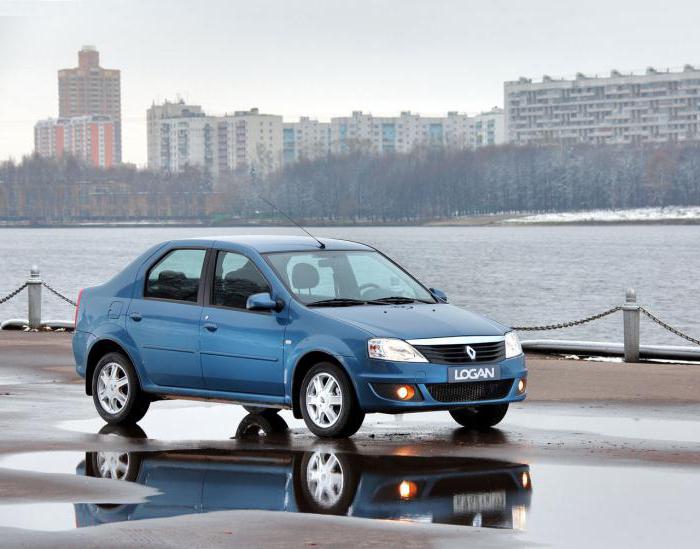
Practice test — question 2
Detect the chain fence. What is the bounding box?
[512,306,622,332]
[513,304,700,347]
[41,282,77,307]
[0,283,28,305]
[639,307,700,346]
[3,276,700,346]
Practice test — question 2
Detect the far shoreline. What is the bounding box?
[2,212,700,229]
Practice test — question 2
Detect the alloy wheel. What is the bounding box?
[97,362,129,415]
[305,372,343,428]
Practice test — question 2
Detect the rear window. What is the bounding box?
[144,249,206,303]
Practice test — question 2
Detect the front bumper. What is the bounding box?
[353,354,527,413]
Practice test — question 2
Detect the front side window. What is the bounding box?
[265,250,435,305]
[145,249,206,303]
[212,251,270,309]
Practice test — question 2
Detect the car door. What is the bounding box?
[200,250,286,396]
[127,247,208,389]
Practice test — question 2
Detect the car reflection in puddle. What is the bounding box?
[76,414,532,530]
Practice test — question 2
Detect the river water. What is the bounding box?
[1,225,698,345]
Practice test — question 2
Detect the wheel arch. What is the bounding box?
[85,339,141,396]
[291,351,356,419]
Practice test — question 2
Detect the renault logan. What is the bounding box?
[73,235,527,437]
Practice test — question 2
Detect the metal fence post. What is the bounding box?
[622,288,640,362]
[27,266,42,329]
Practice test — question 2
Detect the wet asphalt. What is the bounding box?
[0,332,698,548]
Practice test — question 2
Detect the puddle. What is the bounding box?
[0,451,84,475]
[0,503,77,531]
[0,446,532,532]
[2,406,700,548]
[1,445,699,548]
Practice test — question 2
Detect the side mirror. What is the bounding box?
[246,292,283,312]
[429,288,448,303]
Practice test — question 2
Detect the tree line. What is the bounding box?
[265,143,700,222]
[2,143,700,223]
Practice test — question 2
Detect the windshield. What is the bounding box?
[265,250,435,305]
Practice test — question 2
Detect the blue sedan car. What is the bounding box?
[73,235,527,437]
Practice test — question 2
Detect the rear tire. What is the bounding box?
[92,352,150,425]
[300,362,364,438]
[449,403,509,429]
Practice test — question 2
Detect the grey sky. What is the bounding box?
[1,0,699,166]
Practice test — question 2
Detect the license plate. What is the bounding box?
[448,365,501,383]
[454,491,506,513]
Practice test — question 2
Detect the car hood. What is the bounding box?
[314,303,508,340]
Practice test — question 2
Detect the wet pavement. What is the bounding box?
[1,332,699,547]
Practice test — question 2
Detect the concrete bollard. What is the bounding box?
[622,288,640,363]
[27,266,42,329]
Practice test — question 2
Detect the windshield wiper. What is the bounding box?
[371,296,433,304]
[308,298,370,307]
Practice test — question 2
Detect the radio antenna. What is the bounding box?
[251,168,325,249]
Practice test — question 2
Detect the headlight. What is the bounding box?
[505,331,523,358]
[368,338,427,362]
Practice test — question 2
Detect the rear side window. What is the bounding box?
[212,251,270,309]
[145,249,207,303]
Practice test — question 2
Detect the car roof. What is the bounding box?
[180,234,373,253]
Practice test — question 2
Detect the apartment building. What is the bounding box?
[218,109,284,174]
[34,115,116,168]
[469,108,505,148]
[147,102,283,175]
[283,117,332,163]
[58,46,122,162]
[504,66,700,145]
[328,111,476,154]
[147,102,507,175]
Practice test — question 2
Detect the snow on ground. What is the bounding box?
[505,206,700,224]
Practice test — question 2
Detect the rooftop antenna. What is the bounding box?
[250,167,325,249]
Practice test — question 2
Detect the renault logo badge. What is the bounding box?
[465,345,477,360]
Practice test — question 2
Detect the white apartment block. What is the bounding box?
[505,66,700,145]
[147,102,282,175]
[283,117,332,163]
[148,101,507,175]
[218,109,283,174]
[328,111,474,154]
[469,108,505,148]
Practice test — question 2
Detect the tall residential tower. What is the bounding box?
[58,46,121,162]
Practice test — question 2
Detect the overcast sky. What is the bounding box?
[2,0,700,166]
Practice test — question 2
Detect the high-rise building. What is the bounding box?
[469,108,505,148]
[283,117,332,163]
[58,46,121,162]
[147,102,283,175]
[34,115,116,168]
[504,66,700,145]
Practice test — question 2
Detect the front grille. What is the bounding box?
[426,379,513,403]
[415,341,505,364]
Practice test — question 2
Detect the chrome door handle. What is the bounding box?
[203,323,218,332]
[129,313,142,322]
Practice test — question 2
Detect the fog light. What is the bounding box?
[398,480,418,499]
[521,471,530,489]
[396,385,415,400]
[517,378,527,394]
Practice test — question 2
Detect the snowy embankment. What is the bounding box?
[505,206,700,224]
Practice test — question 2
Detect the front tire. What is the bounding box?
[299,362,364,438]
[449,403,509,429]
[92,352,150,425]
